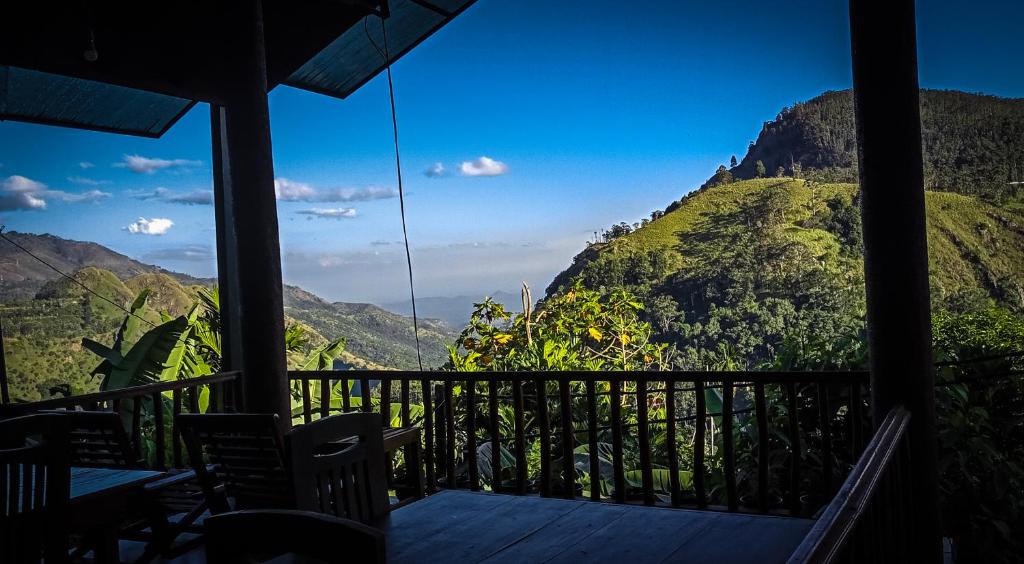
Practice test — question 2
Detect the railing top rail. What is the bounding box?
[786,405,911,564]
[287,369,869,384]
[0,371,241,414]
[934,350,1024,367]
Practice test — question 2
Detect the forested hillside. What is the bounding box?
[548,177,1024,368]
[716,89,1024,202]
[0,233,453,400]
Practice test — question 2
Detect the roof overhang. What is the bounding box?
[0,0,475,137]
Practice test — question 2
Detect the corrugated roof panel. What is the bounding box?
[285,0,475,99]
[0,66,195,138]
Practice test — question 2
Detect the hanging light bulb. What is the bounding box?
[83,27,98,62]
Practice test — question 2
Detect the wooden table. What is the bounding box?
[382,490,814,563]
[71,467,165,563]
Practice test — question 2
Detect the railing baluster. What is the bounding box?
[422,379,436,493]
[131,396,143,462]
[188,387,200,413]
[152,391,165,469]
[512,379,527,495]
[381,377,392,428]
[818,383,833,495]
[466,379,479,491]
[786,382,802,516]
[722,379,737,512]
[489,379,501,493]
[850,382,863,456]
[301,379,312,424]
[444,380,456,489]
[585,380,600,501]
[360,376,371,414]
[319,377,330,419]
[172,389,183,468]
[666,379,680,506]
[610,379,625,504]
[755,382,769,513]
[536,377,551,497]
[694,380,707,508]
[636,378,653,505]
[559,376,575,500]
[401,379,410,427]
[341,378,351,412]
[433,384,446,487]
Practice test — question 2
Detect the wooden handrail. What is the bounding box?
[787,405,912,564]
[0,371,241,413]
[288,369,869,384]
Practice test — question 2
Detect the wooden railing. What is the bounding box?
[787,405,912,563]
[0,371,241,470]
[289,370,870,515]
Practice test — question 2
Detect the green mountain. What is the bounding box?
[715,89,1024,203]
[550,177,1024,368]
[549,89,1024,368]
[0,232,454,401]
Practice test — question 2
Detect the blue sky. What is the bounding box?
[1,0,1022,304]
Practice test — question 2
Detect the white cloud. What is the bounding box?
[0,175,110,210]
[125,217,174,235]
[79,161,95,169]
[296,207,357,219]
[424,162,446,178]
[459,156,509,177]
[0,176,48,211]
[125,187,211,205]
[144,245,214,262]
[274,178,397,202]
[67,175,110,186]
[166,190,213,205]
[115,154,202,174]
[56,189,111,203]
[127,187,171,200]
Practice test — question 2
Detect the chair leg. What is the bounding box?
[408,441,425,499]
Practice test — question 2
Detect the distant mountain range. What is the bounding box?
[380,290,524,330]
[0,232,454,381]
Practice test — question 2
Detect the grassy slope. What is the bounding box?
[557,177,1024,304]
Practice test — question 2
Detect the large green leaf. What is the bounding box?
[299,338,346,371]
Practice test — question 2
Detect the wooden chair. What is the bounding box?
[0,413,71,564]
[176,413,292,513]
[285,412,390,524]
[55,410,208,562]
[204,509,385,564]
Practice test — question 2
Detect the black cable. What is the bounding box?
[366,15,425,372]
[0,228,157,328]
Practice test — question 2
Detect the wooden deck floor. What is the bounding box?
[383,490,813,563]
[132,490,813,563]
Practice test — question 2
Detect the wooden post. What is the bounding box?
[0,314,9,404]
[849,0,941,559]
[210,0,288,424]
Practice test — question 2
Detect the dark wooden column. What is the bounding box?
[850,0,941,559]
[210,0,289,424]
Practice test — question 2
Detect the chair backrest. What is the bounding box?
[48,410,138,469]
[204,509,385,564]
[176,413,291,511]
[285,413,389,523]
[0,414,70,564]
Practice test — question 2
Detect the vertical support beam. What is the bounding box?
[210,0,288,424]
[849,1,940,559]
